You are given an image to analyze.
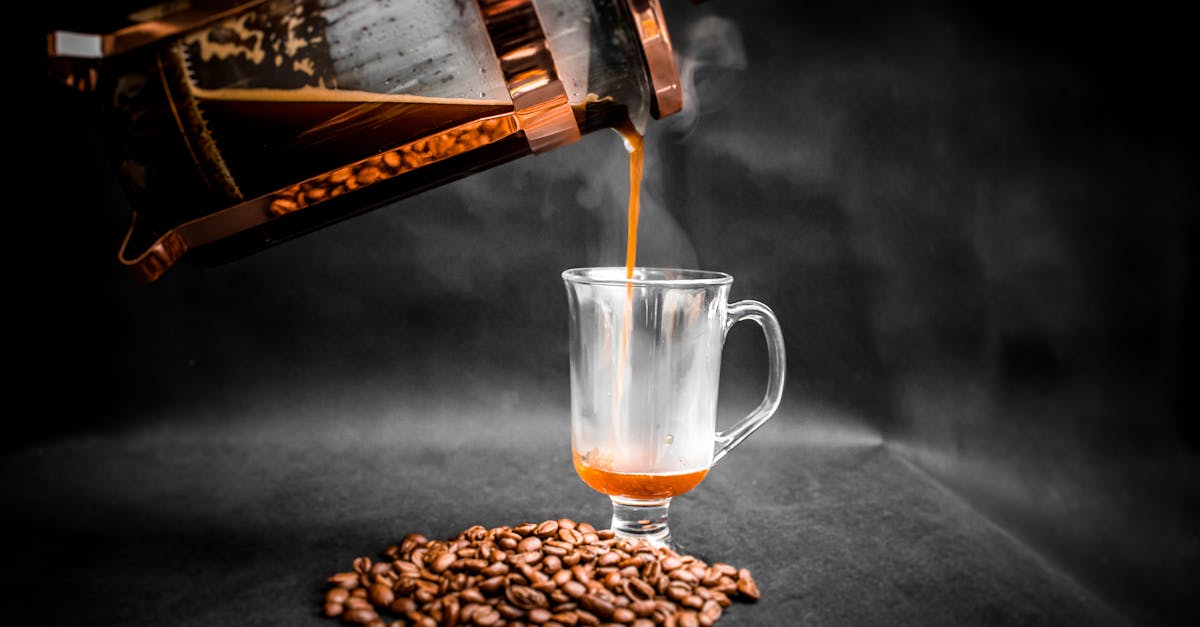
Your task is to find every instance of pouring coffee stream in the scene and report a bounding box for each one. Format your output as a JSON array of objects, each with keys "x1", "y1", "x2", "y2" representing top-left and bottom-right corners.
[{"x1": 45, "y1": 0, "x2": 684, "y2": 282}]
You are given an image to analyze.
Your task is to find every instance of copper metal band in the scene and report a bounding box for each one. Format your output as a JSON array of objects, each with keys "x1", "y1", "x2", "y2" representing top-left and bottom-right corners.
[
  {"x1": 625, "y1": 0, "x2": 682, "y2": 118},
  {"x1": 474, "y1": 0, "x2": 582, "y2": 154}
]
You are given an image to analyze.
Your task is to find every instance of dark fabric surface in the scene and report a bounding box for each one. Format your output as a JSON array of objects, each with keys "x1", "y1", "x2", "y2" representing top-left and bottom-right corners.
[{"x1": 3, "y1": 397, "x2": 1126, "y2": 626}]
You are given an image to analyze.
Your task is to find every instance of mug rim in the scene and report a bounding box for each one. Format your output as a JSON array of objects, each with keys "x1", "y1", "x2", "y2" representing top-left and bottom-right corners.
[{"x1": 562, "y1": 267, "x2": 733, "y2": 287}]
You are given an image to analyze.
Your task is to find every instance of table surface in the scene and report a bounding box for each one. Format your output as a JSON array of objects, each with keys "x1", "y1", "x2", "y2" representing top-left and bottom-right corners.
[{"x1": 3, "y1": 393, "x2": 1131, "y2": 626}]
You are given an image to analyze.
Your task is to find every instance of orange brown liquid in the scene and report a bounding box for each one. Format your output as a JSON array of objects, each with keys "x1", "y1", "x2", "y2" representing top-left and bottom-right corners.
[
  {"x1": 610, "y1": 117, "x2": 644, "y2": 427},
  {"x1": 573, "y1": 451, "x2": 709, "y2": 500}
]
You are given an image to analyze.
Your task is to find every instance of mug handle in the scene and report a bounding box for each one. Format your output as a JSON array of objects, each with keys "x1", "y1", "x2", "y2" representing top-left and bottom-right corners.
[{"x1": 713, "y1": 300, "x2": 786, "y2": 464}]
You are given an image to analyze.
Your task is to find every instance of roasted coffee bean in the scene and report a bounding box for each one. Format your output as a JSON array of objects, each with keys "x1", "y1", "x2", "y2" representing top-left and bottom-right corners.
[
  {"x1": 516, "y1": 550, "x2": 543, "y2": 565},
  {"x1": 519, "y1": 536, "x2": 544, "y2": 553},
  {"x1": 597, "y1": 551, "x2": 621, "y2": 567},
  {"x1": 498, "y1": 601, "x2": 526, "y2": 619},
  {"x1": 514, "y1": 522, "x2": 538, "y2": 536},
  {"x1": 480, "y1": 576, "x2": 506, "y2": 594},
  {"x1": 558, "y1": 527, "x2": 584, "y2": 545},
  {"x1": 389, "y1": 597, "x2": 416, "y2": 615},
  {"x1": 407, "y1": 611, "x2": 436, "y2": 627},
  {"x1": 343, "y1": 607, "x2": 380, "y2": 624},
  {"x1": 507, "y1": 584, "x2": 549, "y2": 609},
  {"x1": 329, "y1": 572, "x2": 360, "y2": 589},
  {"x1": 368, "y1": 582, "x2": 394, "y2": 607},
  {"x1": 580, "y1": 593, "x2": 614, "y2": 619},
  {"x1": 735, "y1": 569, "x2": 760, "y2": 601},
  {"x1": 677, "y1": 610, "x2": 701, "y2": 627},
  {"x1": 666, "y1": 581, "x2": 692, "y2": 601},
  {"x1": 543, "y1": 554, "x2": 563, "y2": 573},
  {"x1": 430, "y1": 551, "x2": 456, "y2": 573},
  {"x1": 698, "y1": 600, "x2": 722, "y2": 627},
  {"x1": 612, "y1": 607, "x2": 637, "y2": 623},
  {"x1": 562, "y1": 580, "x2": 587, "y2": 598},
  {"x1": 552, "y1": 611, "x2": 580, "y2": 626},
  {"x1": 627, "y1": 598, "x2": 656, "y2": 617},
  {"x1": 672, "y1": 565, "x2": 699, "y2": 582},
  {"x1": 472, "y1": 606, "x2": 501, "y2": 626},
  {"x1": 346, "y1": 596, "x2": 373, "y2": 611},
  {"x1": 482, "y1": 562, "x2": 509, "y2": 577}
]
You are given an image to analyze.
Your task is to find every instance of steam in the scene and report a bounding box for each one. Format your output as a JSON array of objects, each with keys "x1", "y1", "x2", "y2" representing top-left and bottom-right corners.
[{"x1": 665, "y1": 15, "x2": 748, "y2": 138}]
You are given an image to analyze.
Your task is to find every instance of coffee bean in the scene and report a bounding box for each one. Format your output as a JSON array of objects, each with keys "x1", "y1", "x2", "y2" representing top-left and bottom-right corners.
[
  {"x1": 669, "y1": 568, "x2": 698, "y2": 584},
  {"x1": 562, "y1": 580, "x2": 586, "y2": 599},
  {"x1": 570, "y1": 565, "x2": 592, "y2": 584},
  {"x1": 612, "y1": 606, "x2": 637, "y2": 623},
  {"x1": 482, "y1": 562, "x2": 509, "y2": 577},
  {"x1": 346, "y1": 596, "x2": 373, "y2": 611},
  {"x1": 552, "y1": 611, "x2": 580, "y2": 626},
  {"x1": 736, "y1": 568, "x2": 760, "y2": 601},
  {"x1": 519, "y1": 536, "x2": 544, "y2": 553},
  {"x1": 328, "y1": 572, "x2": 359, "y2": 589},
  {"x1": 597, "y1": 551, "x2": 621, "y2": 567},
  {"x1": 580, "y1": 593, "x2": 614, "y2": 619},
  {"x1": 368, "y1": 582, "x2": 394, "y2": 607},
  {"x1": 558, "y1": 527, "x2": 584, "y2": 545},
  {"x1": 498, "y1": 601, "x2": 525, "y2": 619},
  {"x1": 507, "y1": 584, "x2": 549, "y2": 609},
  {"x1": 326, "y1": 587, "x2": 350, "y2": 604},
  {"x1": 472, "y1": 606, "x2": 501, "y2": 626},
  {"x1": 342, "y1": 607, "x2": 380, "y2": 624}
]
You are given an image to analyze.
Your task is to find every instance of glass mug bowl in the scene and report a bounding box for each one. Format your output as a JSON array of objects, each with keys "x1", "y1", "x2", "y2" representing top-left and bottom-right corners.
[{"x1": 562, "y1": 267, "x2": 785, "y2": 548}]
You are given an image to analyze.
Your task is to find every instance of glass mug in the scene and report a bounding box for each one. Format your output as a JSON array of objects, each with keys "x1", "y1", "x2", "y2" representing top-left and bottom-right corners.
[{"x1": 562, "y1": 267, "x2": 786, "y2": 548}]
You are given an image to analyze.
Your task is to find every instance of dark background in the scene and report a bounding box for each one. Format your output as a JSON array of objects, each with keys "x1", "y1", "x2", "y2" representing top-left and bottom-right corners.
[{"x1": 10, "y1": 1, "x2": 1197, "y2": 625}]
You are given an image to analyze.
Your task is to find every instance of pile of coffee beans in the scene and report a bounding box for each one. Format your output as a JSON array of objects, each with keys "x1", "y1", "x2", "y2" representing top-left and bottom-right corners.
[{"x1": 321, "y1": 518, "x2": 760, "y2": 626}]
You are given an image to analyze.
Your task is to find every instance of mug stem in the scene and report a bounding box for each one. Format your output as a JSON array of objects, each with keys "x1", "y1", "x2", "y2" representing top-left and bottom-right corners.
[{"x1": 609, "y1": 496, "x2": 672, "y2": 548}]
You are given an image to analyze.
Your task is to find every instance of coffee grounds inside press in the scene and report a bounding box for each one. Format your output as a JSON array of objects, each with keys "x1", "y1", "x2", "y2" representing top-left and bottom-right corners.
[{"x1": 320, "y1": 518, "x2": 760, "y2": 626}]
